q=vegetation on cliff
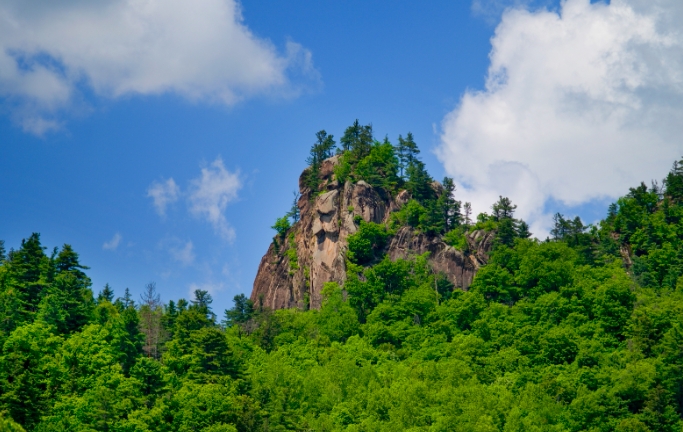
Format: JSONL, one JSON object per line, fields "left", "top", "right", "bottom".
{"left": 1, "top": 120, "right": 683, "bottom": 430}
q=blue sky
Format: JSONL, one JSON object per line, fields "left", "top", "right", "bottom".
{"left": 1, "top": 0, "right": 682, "bottom": 313}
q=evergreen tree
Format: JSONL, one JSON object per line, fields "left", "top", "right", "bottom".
{"left": 664, "top": 157, "right": 683, "bottom": 202}
{"left": 287, "top": 191, "right": 301, "bottom": 223}
{"left": 405, "top": 160, "right": 433, "bottom": 203}
{"left": 440, "top": 177, "right": 462, "bottom": 230}
{"left": 340, "top": 120, "right": 373, "bottom": 159}
{"left": 551, "top": 213, "right": 568, "bottom": 240}
{"left": 0, "top": 240, "right": 5, "bottom": 262}
{"left": 162, "top": 299, "right": 178, "bottom": 338}
{"left": 463, "top": 202, "right": 473, "bottom": 227}
{"left": 517, "top": 220, "right": 532, "bottom": 239}
{"left": 339, "top": 119, "right": 360, "bottom": 152}
{"left": 192, "top": 289, "right": 214, "bottom": 322}
{"left": 491, "top": 196, "right": 518, "bottom": 247}
{"left": 97, "top": 283, "right": 115, "bottom": 303}
{"left": 118, "top": 305, "right": 143, "bottom": 374}
{"left": 306, "top": 130, "right": 335, "bottom": 167}
{"left": 122, "top": 288, "right": 134, "bottom": 309}
{"left": 395, "top": 132, "right": 419, "bottom": 180}
{"left": 7, "top": 233, "right": 48, "bottom": 315}
{"left": 491, "top": 196, "right": 517, "bottom": 221}
{"left": 223, "top": 294, "right": 254, "bottom": 328}
{"left": 37, "top": 245, "right": 94, "bottom": 334}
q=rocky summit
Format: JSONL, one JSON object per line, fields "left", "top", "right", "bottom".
{"left": 251, "top": 155, "right": 495, "bottom": 310}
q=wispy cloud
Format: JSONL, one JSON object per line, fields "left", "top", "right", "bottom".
{"left": 103, "top": 233, "right": 122, "bottom": 251}
{"left": 438, "top": 0, "right": 683, "bottom": 236}
{"left": 187, "top": 157, "right": 241, "bottom": 242}
{"left": 169, "top": 240, "right": 195, "bottom": 267}
{"left": 0, "top": 0, "right": 319, "bottom": 134}
{"left": 189, "top": 281, "right": 225, "bottom": 298}
{"left": 147, "top": 178, "right": 180, "bottom": 217}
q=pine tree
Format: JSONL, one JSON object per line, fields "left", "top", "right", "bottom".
{"left": 0, "top": 240, "right": 5, "bottom": 262}
{"left": 287, "top": 191, "right": 301, "bottom": 223}
{"left": 551, "top": 213, "right": 568, "bottom": 240}
{"left": 340, "top": 120, "right": 373, "bottom": 159}
{"left": 664, "top": 157, "right": 683, "bottom": 202}
{"left": 97, "top": 283, "right": 115, "bottom": 303}
{"left": 441, "top": 177, "right": 462, "bottom": 230}
{"left": 223, "top": 294, "right": 254, "bottom": 328}
{"left": 340, "top": 120, "right": 360, "bottom": 153}
{"left": 192, "top": 289, "right": 214, "bottom": 322}
{"left": 36, "top": 244, "right": 94, "bottom": 333}
{"left": 516, "top": 220, "right": 532, "bottom": 239}
{"left": 463, "top": 202, "right": 473, "bottom": 227}
{"left": 405, "top": 160, "right": 433, "bottom": 203}
{"left": 491, "top": 196, "right": 517, "bottom": 221}
{"left": 305, "top": 130, "right": 337, "bottom": 192}
{"left": 121, "top": 288, "right": 134, "bottom": 309}
{"left": 491, "top": 196, "right": 518, "bottom": 247}
{"left": 396, "top": 132, "right": 420, "bottom": 180}
{"left": 7, "top": 233, "right": 48, "bottom": 316}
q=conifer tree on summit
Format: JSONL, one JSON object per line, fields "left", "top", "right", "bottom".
{"left": 396, "top": 132, "right": 419, "bottom": 180}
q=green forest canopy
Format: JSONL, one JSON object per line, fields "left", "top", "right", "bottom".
{"left": 1, "top": 122, "right": 683, "bottom": 431}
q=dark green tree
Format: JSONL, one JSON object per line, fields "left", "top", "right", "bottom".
{"left": 305, "top": 130, "right": 337, "bottom": 191}
{"left": 395, "top": 132, "right": 419, "bottom": 180}
{"left": 664, "top": 157, "right": 683, "bottom": 202}
{"left": 6, "top": 233, "right": 48, "bottom": 316}
{"left": 191, "top": 289, "right": 214, "bottom": 322}
{"left": 440, "top": 177, "right": 462, "bottom": 231}
{"left": 340, "top": 120, "right": 373, "bottom": 160}
{"left": 405, "top": 160, "right": 434, "bottom": 203}
{"left": 97, "top": 283, "right": 115, "bottom": 303}
{"left": 223, "top": 294, "right": 254, "bottom": 328}
{"left": 491, "top": 196, "right": 518, "bottom": 247}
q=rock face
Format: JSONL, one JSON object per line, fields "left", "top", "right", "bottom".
{"left": 250, "top": 156, "right": 495, "bottom": 310}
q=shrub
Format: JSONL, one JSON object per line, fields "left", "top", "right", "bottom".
{"left": 347, "top": 221, "right": 390, "bottom": 265}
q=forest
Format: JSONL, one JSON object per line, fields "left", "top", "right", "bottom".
{"left": 2, "top": 121, "right": 683, "bottom": 431}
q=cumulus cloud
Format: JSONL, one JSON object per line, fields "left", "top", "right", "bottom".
{"left": 147, "top": 178, "right": 180, "bottom": 217}
{"left": 103, "top": 233, "right": 122, "bottom": 251}
{"left": 188, "top": 157, "right": 241, "bottom": 241}
{"left": 438, "top": 0, "right": 683, "bottom": 236}
{"left": 169, "top": 240, "right": 195, "bottom": 267}
{"left": 0, "top": 0, "right": 318, "bottom": 134}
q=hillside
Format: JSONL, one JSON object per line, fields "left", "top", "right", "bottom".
{"left": 0, "top": 122, "right": 683, "bottom": 431}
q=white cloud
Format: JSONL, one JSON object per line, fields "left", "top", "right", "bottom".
{"left": 169, "top": 240, "right": 195, "bottom": 266}
{"left": 147, "top": 178, "right": 180, "bottom": 216}
{"left": 438, "top": 0, "right": 683, "bottom": 237}
{"left": 189, "top": 282, "right": 225, "bottom": 297}
{"left": 188, "top": 157, "right": 241, "bottom": 241}
{"left": 103, "top": 232, "right": 122, "bottom": 251}
{"left": 0, "top": 0, "right": 318, "bottom": 134}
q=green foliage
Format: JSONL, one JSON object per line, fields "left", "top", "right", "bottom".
{"left": 285, "top": 233, "right": 299, "bottom": 275}
{"left": 271, "top": 216, "right": 290, "bottom": 239}
{"left": 346, "top": 221, "right": 390, "bottom": 265}
{"left": 223, "top": 294, "right": 254, "bottom": 328}
{"left": 332, "top": 150, "right": 353, "bottom": 185}
{"left": 5, "top": 154, "right": 683, "bottom": 431}
{"left": 353, "top": 139, "right": 400, "bottom": 190}
{"left": 271, "top": 215, "right": 291, "bottom": 253}
{"left": 305, "top": 130, "right": 336, "bottom": 192}
{"left": 443, "top": 227, "right": 469, "bottom": 251}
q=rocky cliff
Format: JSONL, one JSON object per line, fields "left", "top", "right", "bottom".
{"left": 251, "top": 156, "right": 495, "bottom": 310}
